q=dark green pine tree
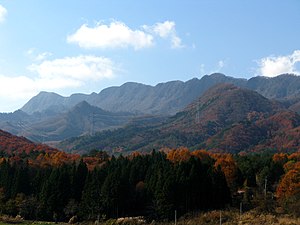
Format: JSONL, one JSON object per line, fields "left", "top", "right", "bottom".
{"left": 71, "top": 160, "right": 88, "bottom": 202}
{"left": 211, "top": 165, "right": 231, "bottom": 208}
{"left": 39, "top": 164, "right": 71, "bottom": 221}
{"left": 0, "top": 159, "right": 12, "bottom": 198}
{"left": 100, "top": 171, "right": 121, "bottom": 218}
{"left": 80, "top": 169, "right": 106, "bottom": 220}
{"left": 11, "top": 162, "right": 31, "bottom": 197}
{"left": 186, "top": 157, "right": 212, "bottom": 210}
{"left": 151, "top": 160, "right": 176, "bottom": 220}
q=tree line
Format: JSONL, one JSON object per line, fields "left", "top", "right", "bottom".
{"left": 0, "top": 149, "right": 299, "bottom": 222}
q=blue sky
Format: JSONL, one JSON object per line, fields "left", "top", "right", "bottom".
{"left": 0, "top": 0, "right": 299, "bottom": 112}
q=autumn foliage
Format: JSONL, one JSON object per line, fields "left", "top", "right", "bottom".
{"left": 1, "top": 128, "right": 300, "bottom": 221}
{"left": 276, "top": 153, "right": 300, "bottom": 199}
{"left": 214, "top": 154, "right": 240, "bottom": 191}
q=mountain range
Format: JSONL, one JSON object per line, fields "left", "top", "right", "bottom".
{"left": 21, "top": 73, "right": 300, "bottom": 116}
{"left": 58, "top": 83, "right": 300, "bottom": 154}
{"left": 1, "top": 73, "right": 300, "bottom": 151}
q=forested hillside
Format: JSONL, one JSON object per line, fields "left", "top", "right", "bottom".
{"left": 59, "top": 84, "right": 300, "bottom": 154}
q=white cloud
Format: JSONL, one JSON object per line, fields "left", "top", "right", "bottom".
{"left": 68, "top": 20, "right": 184, "bottom": 50}
{"left": 35, "top": 52, "right": 53, "bottom": 61}
{"left": 26, "top": 48, "right": 53, "bottom": 61}
{"left": 0, "top": 55, "right": 118, "bottom": 103}
{"left": 0, "top": 5, "right": 7, "bottom": 23}
{"left": 153, "top": 21, "right": 183, "bottom": 49}
{"left": 152, "top": 21, "right": 175, "bottom": 38}
{"left": 218, "top": 60, "right": 225, "bottom": 69}
{"left": 143, "top": 21, "right": 184, "bottom": 49}
{"left": 67, "top": 21, "right": 153, "bottom": 50}
{"left": 257, "top": 50, "right": 300, "bottom": 77}
{"left": 0, "top": 75, "right": 37, "bottom": 100}
{"left": 28, "top": 55, "right": 116, "bottom": 82}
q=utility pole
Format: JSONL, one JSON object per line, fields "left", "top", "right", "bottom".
{"left": 219, "top": 210, "right": 222, "bottom": 225}
{"left": 175, "top": 210, "right": 177, "bottom": 225}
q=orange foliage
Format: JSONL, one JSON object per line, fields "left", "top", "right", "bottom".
{"left": 167, "top": 147, "right": 191, "bottom": 163}
{"left": 128, "top": 151, "right": 141, "bottom": 160}
{"left": 277, "top": 162, "right": 300, "bottom": 199}
{"left": 284, "top": 161, "right": 296, "bottom": 172}
{"left": 0, "top": 158, "right": 6, "bottom": 164}
{"left": 214, "top": 154, "right": 239, "bottom": 191}
{"left": 0, "top": 129, "right": 115, "bottom": 171}
{"left": 191, "top": 149, "right": 213, "bottom": 163}
{"left": 273, "top": 153, "right": 288, "bottom": 165}
{"left": 288, "top": 152, "right": 300, "bottom": 162}
{"left": 282, "top": 152, "right": 300, "bottom": 172}
{"left": 83, "top": 157, "right": 107, "bottom": 171}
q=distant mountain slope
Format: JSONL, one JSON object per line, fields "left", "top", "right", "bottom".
{"left": 0, "top": 129, "right": 58, "bottom": 156}
{"left": 21, "top": 73, "right": 247, "bottom": 115}
{"left": 247, "top": 74, "right": 300, "bottom": 99}
{"left": 58, "top": 84, "right": 290, "bottom": 154}
{"left": 20, "top": 73, "right": 300, "bottom": 116}
{"left": 89, "top": 74, "right": 247, "bottom": 115}
{"left": 162, "top": 84, "right": 283, "bottom": 135}
{"left": 21, "top": 91, "right": 95, "bottom": 114}
{"left": 206, "top": 110, "right": 300, "bottom": 153}
{"left": 2, "top": 73, "right": 300, "bottom": 145}
{"left": 2, "top": 101, "right": 135, "bottom": 143}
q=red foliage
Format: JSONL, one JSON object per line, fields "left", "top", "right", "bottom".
{"left": 0, "top": 129, "right": 58, "bottom": 156}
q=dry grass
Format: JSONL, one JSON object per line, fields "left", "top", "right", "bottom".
{"left": 1, "top": 210, "right": 299, "bottom": 225}
{"left": 151, "top": 209, "right": 300, "bottom": 225}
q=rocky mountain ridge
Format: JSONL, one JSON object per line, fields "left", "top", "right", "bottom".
{"left": 21, "top": 73, "right": 300, "bottom": 116}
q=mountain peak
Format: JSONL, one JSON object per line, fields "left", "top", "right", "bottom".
{"left": 19, "top": 73, "right": 300, "bottom": 116}
{"left": 169, "top": 83, "right": 283, "bottom": 135}
{"left": 21, "top": 91, "right": 65, "bottom": 114}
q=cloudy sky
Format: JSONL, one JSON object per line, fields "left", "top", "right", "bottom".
{"left": 0, "top": 0, "right": 299, "bottom": 112}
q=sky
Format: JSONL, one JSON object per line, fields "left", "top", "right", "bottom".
{"left": 0, "top": 0, "right": 299, "bottom": 112}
